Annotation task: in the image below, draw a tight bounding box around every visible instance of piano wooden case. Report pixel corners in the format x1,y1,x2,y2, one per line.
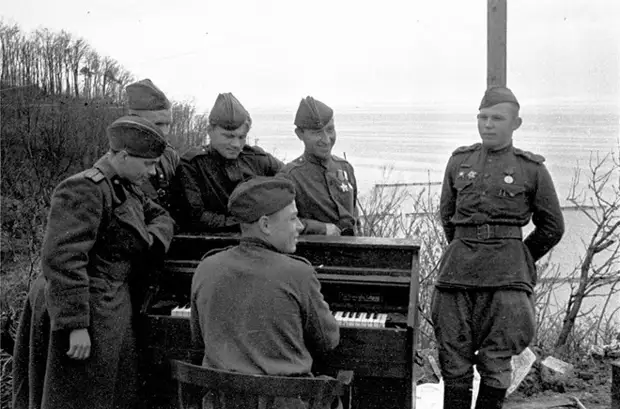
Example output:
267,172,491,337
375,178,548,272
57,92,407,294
140,234,420,409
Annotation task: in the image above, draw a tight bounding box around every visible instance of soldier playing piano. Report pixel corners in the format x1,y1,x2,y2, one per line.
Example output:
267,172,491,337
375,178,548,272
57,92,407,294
433,87,565,409
190,176,340,408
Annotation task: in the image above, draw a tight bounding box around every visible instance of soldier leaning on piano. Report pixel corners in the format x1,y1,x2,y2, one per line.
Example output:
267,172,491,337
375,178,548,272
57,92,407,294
12,116,175,409
433,87,565,409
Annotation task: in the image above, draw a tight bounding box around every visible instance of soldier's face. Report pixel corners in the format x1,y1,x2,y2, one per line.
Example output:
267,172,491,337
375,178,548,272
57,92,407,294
477,103,522,150
208,124,249,160
264,201,303,253
295,118,337,160
120,153,160,185
135,109,173,136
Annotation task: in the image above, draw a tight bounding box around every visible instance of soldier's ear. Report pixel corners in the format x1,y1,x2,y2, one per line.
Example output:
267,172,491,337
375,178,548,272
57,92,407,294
257,215,270,234
294,127,304,141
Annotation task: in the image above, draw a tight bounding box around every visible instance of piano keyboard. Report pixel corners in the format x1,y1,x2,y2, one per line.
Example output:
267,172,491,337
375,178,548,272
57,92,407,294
171,304,191,317
334,311,388,328
171,306,389,328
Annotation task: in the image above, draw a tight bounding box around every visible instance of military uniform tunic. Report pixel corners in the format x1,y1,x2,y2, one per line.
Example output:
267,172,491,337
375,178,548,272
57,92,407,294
432,142,564,391
140,144,180,209
190,237,339,375
174,145,283,232
279,153,358,235
437,142,564,292
12,155,174,409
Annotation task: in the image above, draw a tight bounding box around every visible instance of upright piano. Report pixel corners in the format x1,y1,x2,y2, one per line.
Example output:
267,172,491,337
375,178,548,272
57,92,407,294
141,234,420,409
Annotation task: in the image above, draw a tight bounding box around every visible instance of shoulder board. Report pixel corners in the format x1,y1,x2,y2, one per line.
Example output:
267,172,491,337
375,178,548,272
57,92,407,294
514,147,545,164
181,146,208,162
83,168,105,183
281,156,305,172
286,254,312,266
200,246,234,261
452,143,481,156
331,155,350,163
242,145,268,155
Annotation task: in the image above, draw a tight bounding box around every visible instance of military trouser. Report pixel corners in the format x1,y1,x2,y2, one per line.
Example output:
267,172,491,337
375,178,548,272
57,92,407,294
431,288,535,389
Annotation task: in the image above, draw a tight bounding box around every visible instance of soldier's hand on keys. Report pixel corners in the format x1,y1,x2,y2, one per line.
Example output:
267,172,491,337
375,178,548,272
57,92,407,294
325,223,341,236
67,328,91,360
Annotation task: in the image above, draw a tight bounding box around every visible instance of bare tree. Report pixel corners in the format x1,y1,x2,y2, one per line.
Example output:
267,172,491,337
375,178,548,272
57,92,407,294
555,152,620,348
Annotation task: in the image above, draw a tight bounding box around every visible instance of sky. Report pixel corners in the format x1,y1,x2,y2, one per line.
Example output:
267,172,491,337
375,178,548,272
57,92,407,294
2,0,619,111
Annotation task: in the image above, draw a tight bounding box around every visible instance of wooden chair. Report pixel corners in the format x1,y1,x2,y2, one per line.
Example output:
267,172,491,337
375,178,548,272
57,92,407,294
170,359,353,409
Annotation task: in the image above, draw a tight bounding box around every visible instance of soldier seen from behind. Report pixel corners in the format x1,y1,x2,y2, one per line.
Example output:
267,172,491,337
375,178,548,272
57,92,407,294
279,96,358,236
432,87,565,409
173,93,283,233
191,176,340,408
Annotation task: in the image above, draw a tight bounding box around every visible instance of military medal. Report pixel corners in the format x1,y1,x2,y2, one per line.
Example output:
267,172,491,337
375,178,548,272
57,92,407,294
503,166,515,184
458,171,465,179
467,170,477,179
337,169,350,192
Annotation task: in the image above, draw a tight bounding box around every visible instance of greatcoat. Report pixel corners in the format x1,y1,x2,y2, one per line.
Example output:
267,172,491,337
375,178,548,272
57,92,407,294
12,155,174,409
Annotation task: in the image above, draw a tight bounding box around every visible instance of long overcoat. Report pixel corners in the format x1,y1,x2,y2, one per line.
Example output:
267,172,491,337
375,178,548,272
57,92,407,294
12,155,174,409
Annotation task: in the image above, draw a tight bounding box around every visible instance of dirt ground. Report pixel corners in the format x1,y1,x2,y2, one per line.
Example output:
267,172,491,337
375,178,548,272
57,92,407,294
503,357,613,409
415,350,615,409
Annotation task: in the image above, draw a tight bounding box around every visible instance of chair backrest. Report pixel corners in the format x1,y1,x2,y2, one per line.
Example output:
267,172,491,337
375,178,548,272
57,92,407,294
170,360,352,409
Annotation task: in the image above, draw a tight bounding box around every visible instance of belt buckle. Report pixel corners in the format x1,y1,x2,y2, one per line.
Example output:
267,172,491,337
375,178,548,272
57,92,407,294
476,224,492,239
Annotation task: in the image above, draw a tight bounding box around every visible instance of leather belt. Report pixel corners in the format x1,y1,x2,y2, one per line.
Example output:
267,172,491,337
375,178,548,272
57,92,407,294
454,224,522,240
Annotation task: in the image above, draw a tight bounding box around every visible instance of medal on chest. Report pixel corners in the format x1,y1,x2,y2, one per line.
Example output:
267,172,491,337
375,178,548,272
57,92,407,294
503,166,515,184
336,169,353,192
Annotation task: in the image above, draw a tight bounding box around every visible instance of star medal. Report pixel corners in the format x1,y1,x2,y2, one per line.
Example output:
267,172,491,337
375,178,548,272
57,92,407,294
504,175,514,184
337,169,349,192
467,170,477,179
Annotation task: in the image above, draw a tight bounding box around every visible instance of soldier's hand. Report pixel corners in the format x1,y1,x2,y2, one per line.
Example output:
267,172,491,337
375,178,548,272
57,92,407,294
325,223,342,236
67,328,91,360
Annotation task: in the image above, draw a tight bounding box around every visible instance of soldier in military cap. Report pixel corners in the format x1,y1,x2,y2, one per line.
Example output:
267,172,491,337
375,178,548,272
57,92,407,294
279,96,358,236
126,78,180,209
173,92,283,233
432,87,565,409
191,176,339,407
12,116,175,409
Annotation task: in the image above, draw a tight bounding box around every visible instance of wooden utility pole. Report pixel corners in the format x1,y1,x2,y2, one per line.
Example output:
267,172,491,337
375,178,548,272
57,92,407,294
487,0,507,88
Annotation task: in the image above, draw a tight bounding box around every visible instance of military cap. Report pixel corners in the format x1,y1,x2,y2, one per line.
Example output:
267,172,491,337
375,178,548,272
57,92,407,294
294,96,334,130
107,116,167,158
208,93,251,131
228,176,296,223
479,86,520,110
126,79,171,111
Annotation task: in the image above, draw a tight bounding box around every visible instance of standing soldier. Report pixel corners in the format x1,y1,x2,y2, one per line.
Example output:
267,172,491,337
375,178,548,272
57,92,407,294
279,96,358,236
173,92,283,233
432,87,565,409
12,116,174,409
126,78,180,210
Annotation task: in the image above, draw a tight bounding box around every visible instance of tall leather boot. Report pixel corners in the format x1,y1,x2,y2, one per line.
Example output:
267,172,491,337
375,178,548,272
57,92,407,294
474,383,507,409
443,379,473,409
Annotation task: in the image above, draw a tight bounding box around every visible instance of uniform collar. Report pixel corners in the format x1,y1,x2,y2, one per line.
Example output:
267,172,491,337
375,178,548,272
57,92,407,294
94,154,120,180
303,152,333,167
239,236,282,253
484,142,513,156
